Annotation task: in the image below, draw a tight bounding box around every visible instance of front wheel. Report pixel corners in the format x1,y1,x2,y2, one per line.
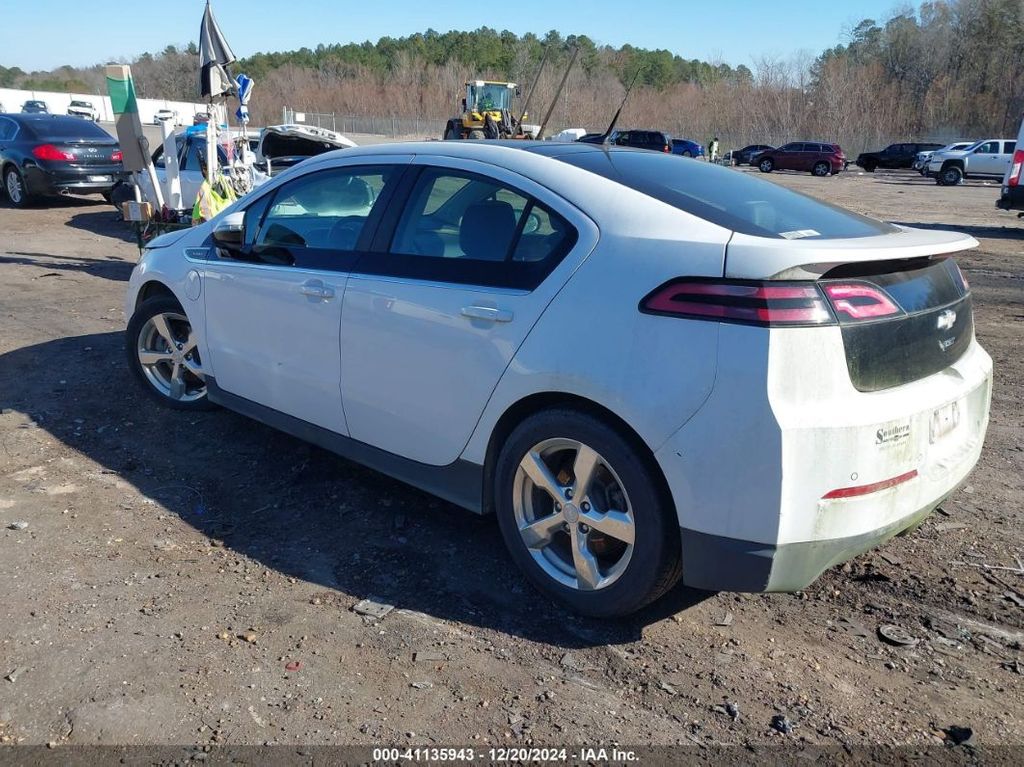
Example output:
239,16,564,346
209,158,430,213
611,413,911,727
494,409,682,617
682,150,692,157
812,161,831,177
126,296,214,411
758,158,774,173
938,166,963,186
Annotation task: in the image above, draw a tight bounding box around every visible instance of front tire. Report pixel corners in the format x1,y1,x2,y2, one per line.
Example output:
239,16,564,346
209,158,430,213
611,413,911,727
864,160,877,172
758,158,774,173
126,296,214,411
494,409,682,617
938,165,963,186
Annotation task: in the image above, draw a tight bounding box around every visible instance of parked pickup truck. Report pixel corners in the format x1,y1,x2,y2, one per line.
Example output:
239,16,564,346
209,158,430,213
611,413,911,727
855,142,944,171
927,138,1016,185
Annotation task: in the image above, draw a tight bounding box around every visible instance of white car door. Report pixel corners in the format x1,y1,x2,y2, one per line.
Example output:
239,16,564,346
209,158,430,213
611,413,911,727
203,161,408,434
340,157,599,466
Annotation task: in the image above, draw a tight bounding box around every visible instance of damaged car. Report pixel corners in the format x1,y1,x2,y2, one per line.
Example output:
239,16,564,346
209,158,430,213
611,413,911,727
255,124,356,176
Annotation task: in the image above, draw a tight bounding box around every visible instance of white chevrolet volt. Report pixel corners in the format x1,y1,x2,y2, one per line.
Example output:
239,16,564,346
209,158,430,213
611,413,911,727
125,142,992,616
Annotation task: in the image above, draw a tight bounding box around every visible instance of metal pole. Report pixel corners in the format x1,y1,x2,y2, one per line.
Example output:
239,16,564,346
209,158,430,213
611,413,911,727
518,46,550,126
537,46,579,140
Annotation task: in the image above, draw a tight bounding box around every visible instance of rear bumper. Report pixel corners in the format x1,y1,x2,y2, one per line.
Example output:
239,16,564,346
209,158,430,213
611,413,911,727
997,186,1024,211
680,496,940,592
24,165,126,196
656,325,992,593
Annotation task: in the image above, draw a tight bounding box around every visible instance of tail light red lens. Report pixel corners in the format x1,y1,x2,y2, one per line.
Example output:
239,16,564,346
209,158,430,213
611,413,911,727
1008,149,1024,187
32,144,76,161
111,149,123,162
821,283,901,321
822,469,918,500
641,280,834,327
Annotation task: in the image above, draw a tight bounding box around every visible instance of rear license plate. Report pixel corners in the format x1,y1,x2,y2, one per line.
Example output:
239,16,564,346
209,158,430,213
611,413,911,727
87,175,111,183
929,400,961,444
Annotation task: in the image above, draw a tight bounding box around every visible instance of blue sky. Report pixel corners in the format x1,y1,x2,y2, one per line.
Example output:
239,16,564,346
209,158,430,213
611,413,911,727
2,0,905,71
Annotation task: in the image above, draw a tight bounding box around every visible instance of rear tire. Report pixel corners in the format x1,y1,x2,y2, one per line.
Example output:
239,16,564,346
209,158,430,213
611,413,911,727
758,158,774,173
468,129,485,140
494,408,682,617
4,166,32,208
812,161,831,177
864,160,877,172
682,150,692,157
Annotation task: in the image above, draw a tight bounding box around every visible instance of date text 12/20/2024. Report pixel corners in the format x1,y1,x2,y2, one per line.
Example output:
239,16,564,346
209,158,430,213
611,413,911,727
372,747,640,762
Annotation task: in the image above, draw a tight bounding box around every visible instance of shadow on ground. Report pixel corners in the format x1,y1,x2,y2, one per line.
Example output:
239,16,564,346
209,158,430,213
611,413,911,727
0,331,710,648
0,251,134,281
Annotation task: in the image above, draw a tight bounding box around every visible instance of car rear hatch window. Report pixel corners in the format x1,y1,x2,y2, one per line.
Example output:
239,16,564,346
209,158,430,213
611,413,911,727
820,257,972,391
553,149,894,239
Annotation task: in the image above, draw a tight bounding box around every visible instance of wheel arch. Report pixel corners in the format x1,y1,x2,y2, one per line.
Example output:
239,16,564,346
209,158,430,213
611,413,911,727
941,158,965,170
134,280,182,312
479,391,675,520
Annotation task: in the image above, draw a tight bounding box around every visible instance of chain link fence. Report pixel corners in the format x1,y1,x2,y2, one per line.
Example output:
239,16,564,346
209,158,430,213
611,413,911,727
281,108,443,138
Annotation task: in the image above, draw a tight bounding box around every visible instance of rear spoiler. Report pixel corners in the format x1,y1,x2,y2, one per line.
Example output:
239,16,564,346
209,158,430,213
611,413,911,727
725,225,978,280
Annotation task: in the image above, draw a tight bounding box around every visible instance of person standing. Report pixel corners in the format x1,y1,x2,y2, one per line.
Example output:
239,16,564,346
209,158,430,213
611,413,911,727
709,136,720,163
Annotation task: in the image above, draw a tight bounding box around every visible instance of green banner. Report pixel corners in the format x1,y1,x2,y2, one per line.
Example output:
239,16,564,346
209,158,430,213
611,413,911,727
105,73,138,115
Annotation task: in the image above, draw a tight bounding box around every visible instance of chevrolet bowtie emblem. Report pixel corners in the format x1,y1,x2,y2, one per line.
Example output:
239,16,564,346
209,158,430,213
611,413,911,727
936,309,956,331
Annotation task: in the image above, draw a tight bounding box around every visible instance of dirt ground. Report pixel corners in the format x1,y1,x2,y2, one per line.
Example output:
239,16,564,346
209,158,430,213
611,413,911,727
0,162,1022,754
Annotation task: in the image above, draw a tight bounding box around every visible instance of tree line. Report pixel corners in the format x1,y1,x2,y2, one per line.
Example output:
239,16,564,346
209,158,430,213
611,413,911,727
3,0,1023,155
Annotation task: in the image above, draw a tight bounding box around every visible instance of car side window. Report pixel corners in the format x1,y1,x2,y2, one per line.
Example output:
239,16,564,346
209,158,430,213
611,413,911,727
363,167,578,290
0,118,15,141
232,165,396,269
391,169,531,261
976,141,998,154
1005,141,1016,154
779,143,798,152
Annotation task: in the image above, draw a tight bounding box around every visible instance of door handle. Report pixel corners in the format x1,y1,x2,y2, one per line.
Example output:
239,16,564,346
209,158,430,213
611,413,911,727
299,279,335,300
460,305,513,323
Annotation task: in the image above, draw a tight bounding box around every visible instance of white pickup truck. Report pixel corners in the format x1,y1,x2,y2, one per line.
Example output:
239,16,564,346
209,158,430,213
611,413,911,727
927,138,1016,185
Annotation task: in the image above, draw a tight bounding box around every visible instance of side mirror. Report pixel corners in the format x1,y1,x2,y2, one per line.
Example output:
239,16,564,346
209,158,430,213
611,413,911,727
212,210,244,248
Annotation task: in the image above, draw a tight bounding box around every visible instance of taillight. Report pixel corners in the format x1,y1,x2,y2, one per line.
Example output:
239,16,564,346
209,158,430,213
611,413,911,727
111,149,123,162
1008,149,1024,186
663,145,670,153
641,279,834,327
821,283,901,321
32,144,76,161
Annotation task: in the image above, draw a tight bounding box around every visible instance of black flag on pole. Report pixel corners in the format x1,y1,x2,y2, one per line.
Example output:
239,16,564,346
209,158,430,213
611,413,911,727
198,1,236,99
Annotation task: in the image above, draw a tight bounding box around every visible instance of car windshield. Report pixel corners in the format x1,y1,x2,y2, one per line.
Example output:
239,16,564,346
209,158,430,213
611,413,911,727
468,83,511,112
70,101,90,107
30,118,112,140
554,149,896,239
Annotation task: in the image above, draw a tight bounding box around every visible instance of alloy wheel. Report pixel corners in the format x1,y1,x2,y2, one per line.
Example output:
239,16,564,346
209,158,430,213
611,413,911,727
6,170,23,204
136,311,206,403
512,438,635,591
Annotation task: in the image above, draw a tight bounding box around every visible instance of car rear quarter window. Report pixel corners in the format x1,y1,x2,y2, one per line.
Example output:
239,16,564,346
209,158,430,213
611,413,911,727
556,149,896,240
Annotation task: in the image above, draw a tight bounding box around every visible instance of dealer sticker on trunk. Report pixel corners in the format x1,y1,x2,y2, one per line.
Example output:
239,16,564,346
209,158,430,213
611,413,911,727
87,175,111,183
876,420,911,447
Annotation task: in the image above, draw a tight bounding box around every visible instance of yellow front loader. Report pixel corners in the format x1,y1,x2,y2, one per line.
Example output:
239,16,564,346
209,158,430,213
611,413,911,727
443,80,523,140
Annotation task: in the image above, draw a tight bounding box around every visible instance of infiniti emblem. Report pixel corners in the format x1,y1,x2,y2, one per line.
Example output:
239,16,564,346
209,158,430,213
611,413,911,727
936,309,956,331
